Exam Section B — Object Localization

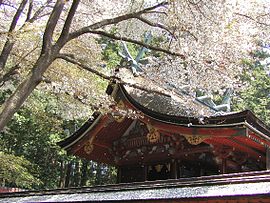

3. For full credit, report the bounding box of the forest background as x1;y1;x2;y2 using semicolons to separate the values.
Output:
0;0;269;190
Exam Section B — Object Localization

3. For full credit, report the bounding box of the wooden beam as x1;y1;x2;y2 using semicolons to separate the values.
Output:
70;115;109;154
267;148;270;170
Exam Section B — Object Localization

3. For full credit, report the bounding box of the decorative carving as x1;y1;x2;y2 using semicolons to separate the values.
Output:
146;125;160;143
84;140;94;154
84;136;95;154
183;134;209;145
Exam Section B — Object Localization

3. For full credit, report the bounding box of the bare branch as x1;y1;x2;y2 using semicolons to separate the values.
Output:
180;26;198;41
0;0;28;69
135;16;175;37
27;0;53;23
9;0;28;32
68;1;168;41
144;11;167;15
1;2;18;11
57;0;80;45
26;0;33;22
0;65;21;87
89;30;186;59
57;54;171;97
41;0;65;54
235;12;270;26
57;53;111;80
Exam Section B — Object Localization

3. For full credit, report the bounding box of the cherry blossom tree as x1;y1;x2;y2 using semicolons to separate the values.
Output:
0;0;269;132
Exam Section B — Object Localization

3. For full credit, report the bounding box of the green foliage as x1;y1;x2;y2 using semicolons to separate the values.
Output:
0;152;41;188
0;89;68;189
149;34;167;57
234;52;270;125
0;89;12;105
0;87;117;189
97;28;121;69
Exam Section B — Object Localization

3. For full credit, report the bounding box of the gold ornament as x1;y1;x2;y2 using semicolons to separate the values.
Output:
113;100;125;123
84;137;95;154
183;134;208;145
147;125;160;143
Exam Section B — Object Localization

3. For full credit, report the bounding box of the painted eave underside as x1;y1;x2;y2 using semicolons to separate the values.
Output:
1;170;270;203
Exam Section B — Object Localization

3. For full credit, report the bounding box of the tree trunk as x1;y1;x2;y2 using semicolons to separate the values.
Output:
73;160;81;187
59;160;66;188
80;160;88;186
95;163;102;185
0;0;70;132
64;161;73;188
0;40;14;69
0;52;56;132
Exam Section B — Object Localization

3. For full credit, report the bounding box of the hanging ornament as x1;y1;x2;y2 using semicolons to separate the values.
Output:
146;124;160;143
84;136;95;154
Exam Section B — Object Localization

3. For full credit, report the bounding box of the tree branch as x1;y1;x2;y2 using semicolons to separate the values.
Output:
135;16;175;37
26;0;33;22
8;0;28;32
234;12;270;26
56;54;171;97
27;0;53;23
57;53;111;80
66;2;182;57
0;0;28;69
68;1;168;41
0;65;21;87
89;30;186;59
57;0;80;45
41;0;65;55
180;26;198;41
144;11;168;15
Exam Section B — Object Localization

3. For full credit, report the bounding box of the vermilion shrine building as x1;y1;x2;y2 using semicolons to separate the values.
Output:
60;83;270;183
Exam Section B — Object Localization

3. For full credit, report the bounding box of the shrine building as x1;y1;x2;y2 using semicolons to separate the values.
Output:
59;83;270;184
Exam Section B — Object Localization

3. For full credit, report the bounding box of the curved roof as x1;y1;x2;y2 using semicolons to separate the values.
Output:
115;68;214;117
117;84;270;135
58;83;270;166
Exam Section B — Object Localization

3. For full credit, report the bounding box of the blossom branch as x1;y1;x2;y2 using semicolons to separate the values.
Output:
89;30;186;59
135;16;175;37
68;2;169;40
235;12;270;26
56;54;171;97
